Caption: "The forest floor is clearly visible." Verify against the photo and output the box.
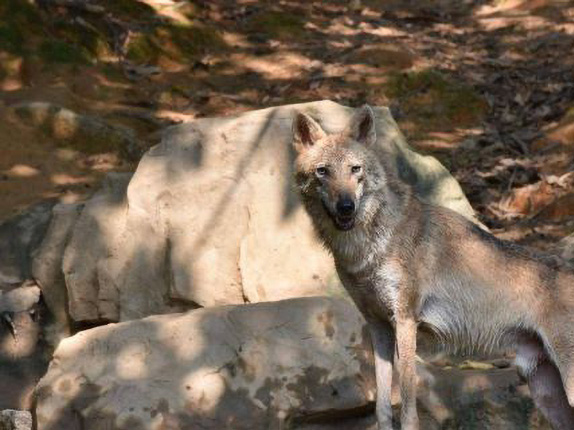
[1,0,574,251]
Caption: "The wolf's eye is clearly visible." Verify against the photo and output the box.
[351,165,362,174]
[316,166,328,177]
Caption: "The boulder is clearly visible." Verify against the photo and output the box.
[0,201,54,288]
[0,205,54,411]
[0,410,32,430]
[32,203,84,343]
[35,297,376,430]
[34,100,479,324]
[61,173,133,323]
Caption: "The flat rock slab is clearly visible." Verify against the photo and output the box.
[35,295,551,430]
[34,100,479,327]
[35,297,375,430]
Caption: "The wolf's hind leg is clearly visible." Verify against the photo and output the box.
[542,318,574,407]
[516,335,574,430]
[368,319,395,430]
[555,348,574,408]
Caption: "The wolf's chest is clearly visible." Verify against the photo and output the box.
[329,229,398,318]
[330,229,389,272]
[336,256,399,321]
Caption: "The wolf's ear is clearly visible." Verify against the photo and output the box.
[292,112,326,151]
[345,105,377,146]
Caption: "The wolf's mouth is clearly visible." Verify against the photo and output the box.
[321,200,356,231]
[334,216,355,231]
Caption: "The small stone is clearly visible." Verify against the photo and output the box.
[490,358,512,369]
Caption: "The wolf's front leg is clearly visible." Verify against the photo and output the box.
[395,314,419,430]
[367,319,395,429]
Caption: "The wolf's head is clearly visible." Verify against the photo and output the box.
[292,105,388,232]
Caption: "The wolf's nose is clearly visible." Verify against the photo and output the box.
[336,198,355,216]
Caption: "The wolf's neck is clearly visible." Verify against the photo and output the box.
[320,183,410,264]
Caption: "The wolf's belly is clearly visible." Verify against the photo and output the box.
[417,278,521,353]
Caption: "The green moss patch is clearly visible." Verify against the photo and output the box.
[0,0,41,25]
[248,11,306,39]
[52,20,111,61]
[127,24,225,63]
[105,0,157,21]
[0,24,25,54]
[386,69,486,131]
[0,1,109,62]
[0,0,42,54]
[126,33,160,63]
[39,40,91,64]
[168,24,225,57]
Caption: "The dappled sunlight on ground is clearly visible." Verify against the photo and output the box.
[1,0,573,246]
[0,108,129,221]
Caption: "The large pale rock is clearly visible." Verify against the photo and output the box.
[37,100,478,323]
[35,297,375,430]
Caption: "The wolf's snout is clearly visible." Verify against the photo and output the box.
[336,198,355,217]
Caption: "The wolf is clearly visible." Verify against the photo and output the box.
[291,105,574,430]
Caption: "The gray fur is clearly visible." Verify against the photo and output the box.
[292,105,574,430]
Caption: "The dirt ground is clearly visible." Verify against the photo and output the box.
[1,0,574,251]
